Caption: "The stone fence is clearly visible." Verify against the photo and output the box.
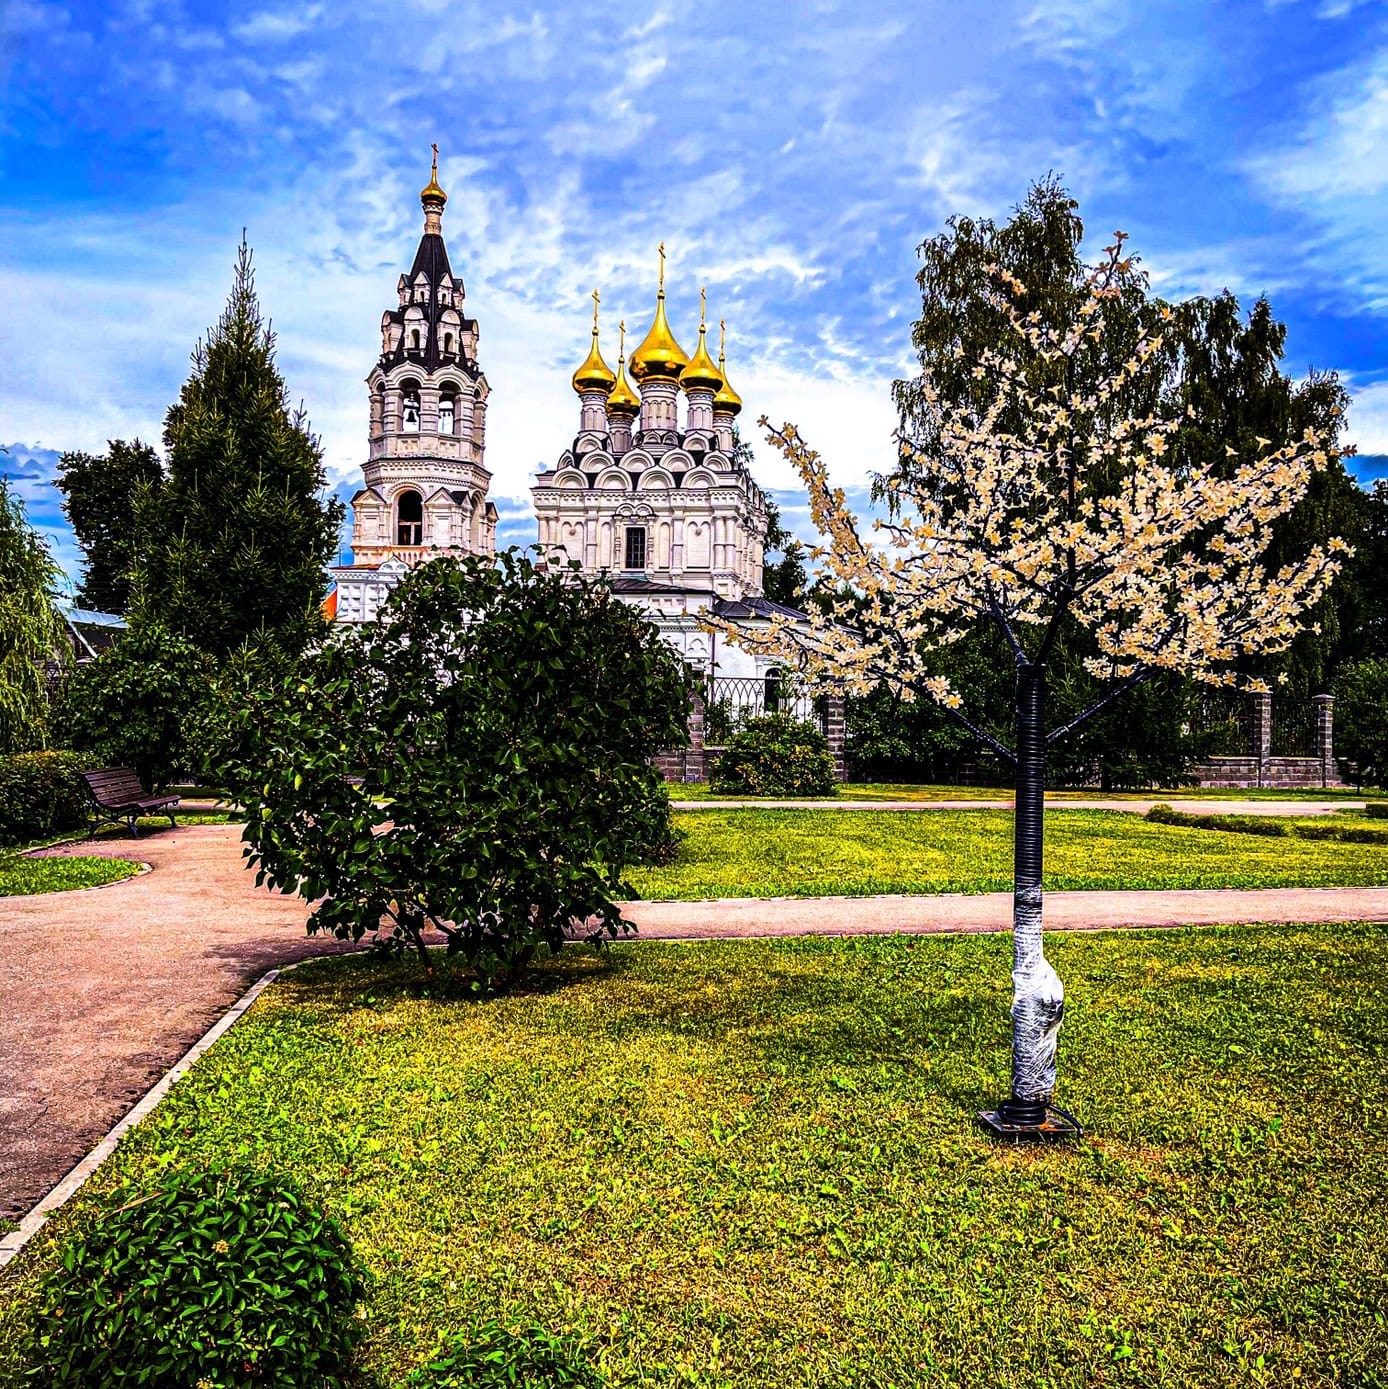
[1190,691,1342,790]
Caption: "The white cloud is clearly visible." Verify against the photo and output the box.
[232,4,324,43]
[1345,380,1388,455]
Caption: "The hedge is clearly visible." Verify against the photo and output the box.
[0,750,89,846]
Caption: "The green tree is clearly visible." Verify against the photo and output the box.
[762,499,808,608]
[1334,658,1388,787]
[52,625,213,790]
[0,475,66,754]
[54,439,163,615]
[133,238,343,660]
[226,552,692,989]
[879,176,1361,776]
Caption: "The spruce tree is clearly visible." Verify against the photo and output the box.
[134,239,343,659]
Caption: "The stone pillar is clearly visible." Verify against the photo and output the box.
[1251,690,1272,788]
[1313,694,1334,789]
[686,687,706,783]
[823,693,846,782]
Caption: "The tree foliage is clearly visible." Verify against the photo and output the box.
[872,176,1364,778]
[53,625,213,790]
[762,500,809,609]
[1334,658,1388,788]
[54,439,162,615]
[0,476,66,755]
[226,552,693,989]
[132,238,342,660]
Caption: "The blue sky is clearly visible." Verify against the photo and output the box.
[3,0,1388,591]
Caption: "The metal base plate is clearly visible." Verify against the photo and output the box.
[977,1107,1084,1143]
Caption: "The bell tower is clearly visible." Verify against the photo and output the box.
[345,146,498,572]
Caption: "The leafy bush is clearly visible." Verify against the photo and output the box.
[1146,804,1388,845]
[710,713,838,797]
[226,552,693,989]
[405,1321,605,1388]
[52,625,213,791]
[615,777,684,866]
[25,1167,365,1389]
[0,750,88,846]
[1335,659,1388,787]
[1365,802,1388,820]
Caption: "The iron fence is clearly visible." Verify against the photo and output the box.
[1193,690,1255,756]
[1271,696,1315,757]
[705,673,824,743]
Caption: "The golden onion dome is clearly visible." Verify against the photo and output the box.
[606,319,641,417]
[680,290,724,394]
[630,244,687,382]
[712,320,743,414]
[572,291,616,395]
[421,143,447,205]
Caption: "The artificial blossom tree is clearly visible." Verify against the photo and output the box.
[710,235,1347,1136]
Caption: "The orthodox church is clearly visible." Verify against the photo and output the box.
[329,155,807,687]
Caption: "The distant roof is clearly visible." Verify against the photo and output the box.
[611,577,691,595]
[60,606,127,630]
[710,595,810,621]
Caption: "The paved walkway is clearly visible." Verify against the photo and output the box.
[3,822,1385,1222]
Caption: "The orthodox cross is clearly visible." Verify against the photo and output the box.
[658,242,666,292]
[591,288,601,333]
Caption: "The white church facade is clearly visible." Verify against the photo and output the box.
[329,156,811,694]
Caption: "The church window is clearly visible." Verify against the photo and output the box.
[444,332,454,355]
[764,667,785,715]
[411,329,421,350]
[438,392,456,435]
[624,526,647,572]
[401,385,421,433]
[396,489,423,546]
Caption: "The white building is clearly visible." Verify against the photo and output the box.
[329,150,498,624]
[531,255,808,680]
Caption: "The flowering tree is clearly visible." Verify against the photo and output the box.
[710,235,1348,1135]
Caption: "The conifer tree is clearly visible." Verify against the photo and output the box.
[134,239,343,659]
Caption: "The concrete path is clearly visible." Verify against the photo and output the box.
[625,886,1388,938]
[0,826,358,1223]
[3,821,1385,1223]
[672,798,1368,815]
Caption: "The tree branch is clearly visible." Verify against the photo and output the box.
[1045,667,1153,747]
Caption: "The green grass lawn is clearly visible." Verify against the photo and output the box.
[0,924,1383,1387]
[0,853,140,895]
[671,781,1374,802]
[629,808,1388,900]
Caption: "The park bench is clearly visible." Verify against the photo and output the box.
[80,768,180,837]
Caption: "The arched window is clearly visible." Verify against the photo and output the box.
[396,489,423,546]
[410,328,421,350]
[401,383,421,433]
[443,332,454,355]
[438,390,457,435]
[623,526,647,572]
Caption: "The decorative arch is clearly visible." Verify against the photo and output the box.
[395,488,423,545]
[638,469,675,491]
[596,468,631,491]
[554,469,587,490]
[683,469,716,489]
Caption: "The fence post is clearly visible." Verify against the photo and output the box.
[1250,690,1272,788]
[823,693,846,782]
[686,687,706,783]
[1312,694,1334,790]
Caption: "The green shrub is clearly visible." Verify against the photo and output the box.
[52,625,213,791]
[710,713,838,797]
[1335,659,1388,787]
[1145,804,1388,845]
[1365,802,1388,820]
[26,1167,365,1389]
[405,1322,604,1389]
[0,750,88,846]
[617,777,684,867]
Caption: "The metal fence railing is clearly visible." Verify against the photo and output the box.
[1271,697,1315,757]
[1193,691,1255,757]
[704,673,824,744]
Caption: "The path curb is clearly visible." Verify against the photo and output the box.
[0,966,284,1271]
